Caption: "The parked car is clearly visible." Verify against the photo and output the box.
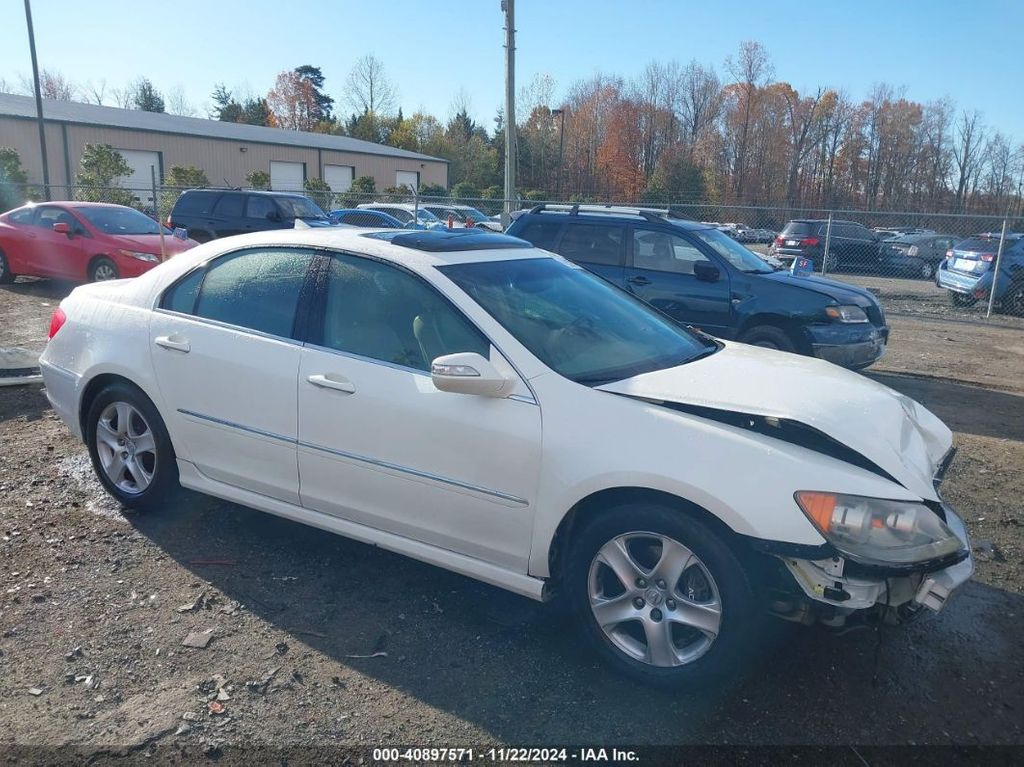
[936,233,1024,312]
[329,208,406,228]
[736,227,776,244]
[355,203,446,229]
[770,219,883,272]
[507,205,889,369]
[422,203,504,232]
[0,202,196,283]
[39,226,972,687]
[873,226,935,240]
[167,189,333,242]
[879,233,957,280]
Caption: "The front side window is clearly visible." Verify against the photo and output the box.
[173,248,314,337]
[276,196,329,221]
[378,207,412,224]
[35,206,77,230]
[633,230,708,275]
[688,227,773,273]
[319,253,490,372]
[441,257,714,385]
[557,224,625,266]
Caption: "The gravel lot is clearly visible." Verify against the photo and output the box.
[2,276,1023,753]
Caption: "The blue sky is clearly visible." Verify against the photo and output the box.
[1,0,1020,137]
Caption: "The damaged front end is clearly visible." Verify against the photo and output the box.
[760,453,973,629]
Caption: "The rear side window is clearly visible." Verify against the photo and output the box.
[557,224,625,266]
[8,208,35,225]
[188,249,314,338]
[345,212,390,227]
[514,220,563,251]
[161,268,205,314]
[174,192,217,216]
[213,194,245,218]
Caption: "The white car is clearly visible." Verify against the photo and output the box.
[40,227,973,686]
[422,204,504,232]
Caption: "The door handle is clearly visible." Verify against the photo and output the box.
[307,373,356,394]
[154,335,190,353]
[627,275,651,286]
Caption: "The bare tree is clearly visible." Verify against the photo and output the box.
[952,109,986,212]
[166,85,196,117]
[678,60,722,150]
[725,41,773,201]
[110,83,136,109]
[18,69,77,100]
[83,79,108,105]
[344,54,397,116]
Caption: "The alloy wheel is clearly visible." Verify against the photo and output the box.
[588,532,722,667]
[93,263,118,281]
[95,401,157,494]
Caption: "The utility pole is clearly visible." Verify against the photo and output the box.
[23,0,51,200]
[552,108,566,200]
[501,0,515,227]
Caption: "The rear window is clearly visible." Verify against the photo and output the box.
[173,192,218,216]
[780,222,817,237]
[954,237,1000,253]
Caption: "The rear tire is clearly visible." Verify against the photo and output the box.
[0,250,15,284]
[89,257,119,282]
[739,324,798,353]
[84,382,179,511]
[918,261,935,280]
[565,503,758,688]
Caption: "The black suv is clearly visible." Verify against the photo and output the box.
[168,189,333,242]
[770,219,883,272]
[507,205,889,369]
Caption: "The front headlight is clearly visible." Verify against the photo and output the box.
[118,250,160,263]
[824,304,869,323]
[795,491,963,565]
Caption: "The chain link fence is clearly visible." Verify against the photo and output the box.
[3,182,1022,325]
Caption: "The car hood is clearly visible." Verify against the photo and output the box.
[113,234,197,255]
[759,271,877,307]
[597,343,950,501]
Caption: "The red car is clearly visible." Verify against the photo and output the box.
[0,202,197,284]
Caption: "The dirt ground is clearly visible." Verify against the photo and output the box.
[2,276,1023,753]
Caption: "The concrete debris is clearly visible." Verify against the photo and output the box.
[182,629,215,649]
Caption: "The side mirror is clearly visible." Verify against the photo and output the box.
[431,352,511,397]
[694,261,721,282]
[53,222,71,236]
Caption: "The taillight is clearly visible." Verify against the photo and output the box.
[165,215,173,228]
[800,237,820,247]
[945,250,954,258]
[980,254,995,262]
[774,235,784,245]
[48,307,66,340]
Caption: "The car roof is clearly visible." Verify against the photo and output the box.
[12,200,131,210]
[182,188,306,198]
[519,205,713,231]
[357,202,419,210]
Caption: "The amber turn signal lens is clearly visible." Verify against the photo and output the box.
[795,491,837,533]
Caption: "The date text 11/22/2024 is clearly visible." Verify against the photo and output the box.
[371,747,639,762]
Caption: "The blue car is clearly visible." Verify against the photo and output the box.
[936,233,1024,313]
[508,204,890,369]
[330,208,407,228]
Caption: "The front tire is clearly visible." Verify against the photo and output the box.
[565,504,758,688]
[85,383,179,510]
[89,257,119,282]
[0,250,16,284]
[739,324,798,353]
[950,291,977,308]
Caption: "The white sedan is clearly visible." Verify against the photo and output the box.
[40,227,973,686]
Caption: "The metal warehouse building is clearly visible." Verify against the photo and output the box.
[0,93,448,197]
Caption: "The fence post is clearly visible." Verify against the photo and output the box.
[151,166,166,262]
[412,185,419,228]
[821,212,834,275]
[985,218,1009,318]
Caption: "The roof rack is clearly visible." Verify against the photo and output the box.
[527,203,670,223]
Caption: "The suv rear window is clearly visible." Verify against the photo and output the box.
[780,222,818,237]
[173,192,218,216]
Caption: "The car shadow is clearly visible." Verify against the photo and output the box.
[2,277,78,301]
[126,493,1024,745]
[867,372,1024,442]
[0,382,49,424]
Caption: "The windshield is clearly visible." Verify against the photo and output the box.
[74,206,167,235]
[440,257,715,385]
[276,197,329,220]
[688,227,774,273]
[416,209,442,223]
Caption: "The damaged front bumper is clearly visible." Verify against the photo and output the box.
[771,505,973,628]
